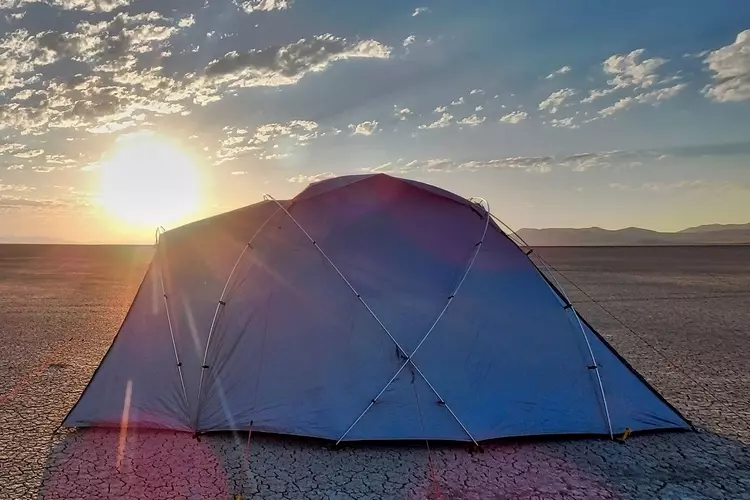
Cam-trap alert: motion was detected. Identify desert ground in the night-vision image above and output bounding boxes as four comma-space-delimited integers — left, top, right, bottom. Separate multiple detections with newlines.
0, 244, 748, 499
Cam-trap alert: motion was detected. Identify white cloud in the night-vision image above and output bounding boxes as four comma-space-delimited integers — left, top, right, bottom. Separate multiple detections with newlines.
538, 88, 576, 113
15, 148, 44, 158
0, 183, 33, 192
549, 117, 579, 129
203, 34, 391, 88
214, 120, 324, 164
394, 107, 413, 120
598, 83, 686, 117
475, 105, 483, 111
403, 35, 415, 47
419, 112, 453, 129
288, 172, 336, 183
457, 114, 485, 126
178, 15, 196, 28
364, 149, 677, 176
434, 105, 447, 113
469, 88, 484, 95
703, 30, 750, 102
349, 120, 379, 136
603, 48, 667, 89
545, 65, 571, 79
412, 7, 429, 16
450, 97, 464, 106
237, 0, 292, 13
499, 111, 528, 124
580, 87, 617, 104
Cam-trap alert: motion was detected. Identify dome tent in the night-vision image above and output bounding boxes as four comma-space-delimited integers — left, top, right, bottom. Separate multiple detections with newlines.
63, 173, 690, 443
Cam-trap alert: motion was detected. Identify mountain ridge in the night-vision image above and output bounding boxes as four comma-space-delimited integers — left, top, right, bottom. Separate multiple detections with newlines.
516, 223, 750, 246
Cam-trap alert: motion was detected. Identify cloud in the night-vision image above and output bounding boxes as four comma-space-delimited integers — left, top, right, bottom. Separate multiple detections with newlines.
545, 65, 571, 79
236, 0, 292, 12
499, 111, 528, 123
365, 157, 554, 175
203, 34, 391, 88
469, 89, 484, 95
393, 107, 413, 120
598, 83, 686, 117
0, 183, 33, 192
1, 0, 130, 12
367, 148, 685, 176
538, 88, 576, 113
603, 48, 667, 89
549, 117, 579, 129
288, 172, 336, 183
14, 148, 44, 158
214, 120, 326, 164
412, 7, 429, 16
349, 120, 379, 136
608, 179, 750, 194
403, 35, 415, 47
580, 87, 617, 104
0, 194, 89, 210
450, 97, 464, 106
457, 114, 485, 126
703, 29, 750, 102
419, 112, 453, 129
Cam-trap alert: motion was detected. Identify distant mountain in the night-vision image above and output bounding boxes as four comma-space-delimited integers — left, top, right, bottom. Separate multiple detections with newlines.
516, 223, 750, 246
0, 236, 73, 244
679, 222, 750, 234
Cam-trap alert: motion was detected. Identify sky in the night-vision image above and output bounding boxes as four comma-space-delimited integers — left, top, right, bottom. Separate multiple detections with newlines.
0, 0, 749, 243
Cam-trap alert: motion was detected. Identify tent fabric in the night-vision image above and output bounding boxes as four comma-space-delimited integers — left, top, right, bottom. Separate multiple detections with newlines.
63, 173, 690, 441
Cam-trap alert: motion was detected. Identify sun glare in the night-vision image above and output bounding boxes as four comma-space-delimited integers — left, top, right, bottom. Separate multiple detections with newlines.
97, 132, 201, 229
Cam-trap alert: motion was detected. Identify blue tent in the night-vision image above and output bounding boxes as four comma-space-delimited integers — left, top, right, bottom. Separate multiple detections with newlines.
63, 174, 690, 442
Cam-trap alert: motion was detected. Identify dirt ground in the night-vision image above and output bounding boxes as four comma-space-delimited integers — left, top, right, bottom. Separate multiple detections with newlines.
1, 244, 748, 499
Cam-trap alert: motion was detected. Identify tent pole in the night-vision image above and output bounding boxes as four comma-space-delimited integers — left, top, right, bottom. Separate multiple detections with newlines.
489, 214, 615, 439
336, 198, 490, 445
193, 206, 281, 430
155, 228, 189, 419
263, 194, 485, 446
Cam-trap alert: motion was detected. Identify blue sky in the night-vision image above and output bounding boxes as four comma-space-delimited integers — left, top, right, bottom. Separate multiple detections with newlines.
0, 0, 749, 242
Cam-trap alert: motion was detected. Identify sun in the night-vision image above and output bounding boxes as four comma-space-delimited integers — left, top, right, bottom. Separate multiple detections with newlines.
96, 131, 202, 229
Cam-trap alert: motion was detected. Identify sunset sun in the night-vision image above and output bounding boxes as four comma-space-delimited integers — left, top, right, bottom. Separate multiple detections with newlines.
96, 132, 201, 229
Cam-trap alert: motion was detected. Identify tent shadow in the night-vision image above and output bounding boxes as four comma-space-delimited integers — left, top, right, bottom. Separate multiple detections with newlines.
39, 427, 749, 499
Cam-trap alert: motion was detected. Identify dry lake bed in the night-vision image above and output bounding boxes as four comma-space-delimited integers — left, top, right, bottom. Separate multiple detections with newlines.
1, 244, 749, 499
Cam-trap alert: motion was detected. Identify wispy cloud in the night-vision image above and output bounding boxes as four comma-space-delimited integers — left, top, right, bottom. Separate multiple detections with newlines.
539, 89, 576, 114
598, 83, 687, 117
419, 112, 453, 129
545, 65, 571, 79
235, 0, 292, 13
287, 172, 336, 183
412, 7, 429, 16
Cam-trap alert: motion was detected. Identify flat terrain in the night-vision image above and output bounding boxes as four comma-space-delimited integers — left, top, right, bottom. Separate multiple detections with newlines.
0, 245, 748, 499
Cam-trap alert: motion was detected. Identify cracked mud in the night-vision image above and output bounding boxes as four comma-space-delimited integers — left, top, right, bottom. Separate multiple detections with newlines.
1, 245, 749, 499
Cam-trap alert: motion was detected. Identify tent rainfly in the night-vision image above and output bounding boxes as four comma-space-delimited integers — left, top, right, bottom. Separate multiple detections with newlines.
63, 173, 690, 443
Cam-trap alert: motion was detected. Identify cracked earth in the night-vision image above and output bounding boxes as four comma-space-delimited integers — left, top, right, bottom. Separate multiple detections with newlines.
1, 245, 749, 499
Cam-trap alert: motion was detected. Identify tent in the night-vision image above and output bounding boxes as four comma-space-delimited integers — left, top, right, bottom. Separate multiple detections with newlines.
63, 173, 690, 443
